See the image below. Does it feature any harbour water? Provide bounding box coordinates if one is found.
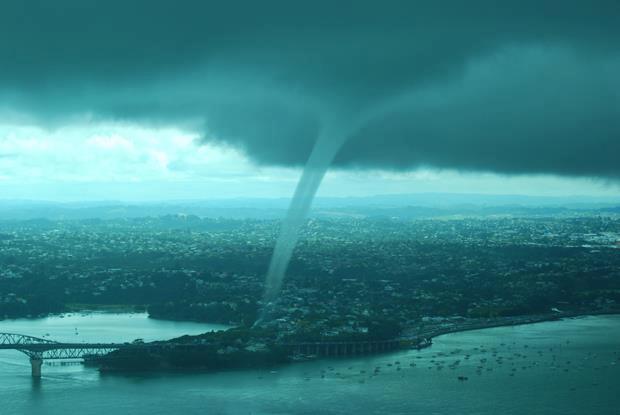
[1,313,619,415]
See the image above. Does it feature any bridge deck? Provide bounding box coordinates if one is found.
[0,343,127,351]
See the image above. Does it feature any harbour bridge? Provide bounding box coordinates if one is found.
[0,332,127,377]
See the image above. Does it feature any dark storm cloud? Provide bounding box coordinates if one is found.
[0,0,619,177]
[338,47,620,177]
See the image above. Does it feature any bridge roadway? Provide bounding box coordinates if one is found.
[0,332,129,377]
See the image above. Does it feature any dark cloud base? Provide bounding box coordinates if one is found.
[0,1,619,178]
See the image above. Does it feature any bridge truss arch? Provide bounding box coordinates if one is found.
[0,332,122,359]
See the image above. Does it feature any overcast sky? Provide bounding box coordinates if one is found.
[0,1,618,201]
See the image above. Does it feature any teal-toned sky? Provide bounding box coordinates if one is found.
[0,121,617,201]
[0,1,618,201]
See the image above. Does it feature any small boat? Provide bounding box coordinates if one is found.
[457,376,469,381]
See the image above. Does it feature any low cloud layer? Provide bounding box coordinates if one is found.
[1,1,618,177]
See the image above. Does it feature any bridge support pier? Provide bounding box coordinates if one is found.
[30,357,43,378]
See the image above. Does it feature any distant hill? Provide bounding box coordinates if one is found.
[0,193,619,221]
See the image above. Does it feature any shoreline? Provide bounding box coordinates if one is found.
[4,308,618,338]
[1,305,147,322]
[408,309,620,349]
[0,304,238,326]
[88,310,620,375]
[4,309,617,376]
[64,303,147,314]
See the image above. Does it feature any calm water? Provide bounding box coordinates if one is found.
[1,314,619,415]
